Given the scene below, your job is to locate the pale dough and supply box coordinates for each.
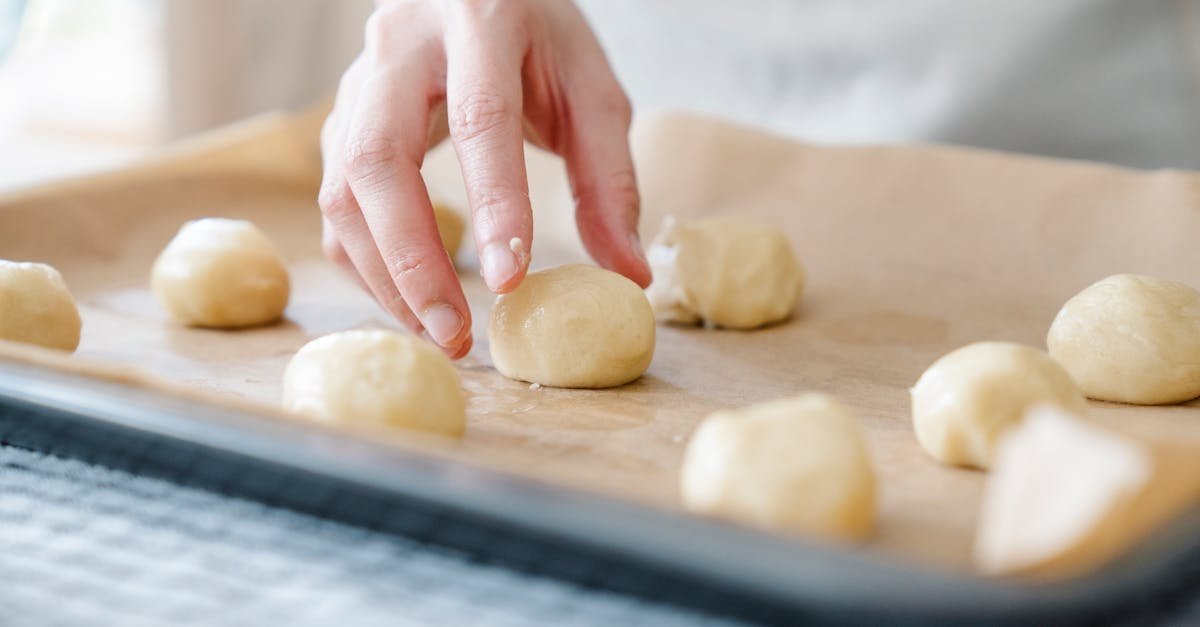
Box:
[0,260,82,352]
[680,394,876,542]
[1047,273,1200,405]
[975,404,1200,578]
[151,218,290,328]
[910,341,1086,470]
[488,264,655,388]
[974,405,1153,577]
[282,329,466,436]
[432,202,465,261]
[645,215,804,329]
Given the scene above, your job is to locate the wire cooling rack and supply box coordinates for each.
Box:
[0,444,747,627]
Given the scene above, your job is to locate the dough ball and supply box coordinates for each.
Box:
[0,260,82,351]
[645,215,804,329]
[152,218,290,328]
[282,329,466,436]
[433,202,465,261]
[1047,274,1200,405]
[975,405,1158,577]
[488,264,655,388]
[681,394,876,541]
[910,341,1086,470]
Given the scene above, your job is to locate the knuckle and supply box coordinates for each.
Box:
[362,11,391,51]
[317,181,355,220]
[321,236,349,265]
[472,186,509,212]
[454,0,515,18]
[364,2,429,58]
[449,89,513,143]
[342,131,400,182]
[383,248,428,285]
[469,184,524,233]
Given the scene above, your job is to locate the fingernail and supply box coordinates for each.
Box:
[422,304,465,347]
[481,240,522,290]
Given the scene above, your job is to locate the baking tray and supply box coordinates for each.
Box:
[1,108,1198,624]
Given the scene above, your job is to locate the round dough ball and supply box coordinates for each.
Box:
[488,264,655,388]
[432,202,465,261]
[910,341,1086,469]
[282,329,466,436]
[1047,274,1200,405]
[681,394,876,541]
[645,215,804,329]
[0,260,82,351]
[152,218,290,328]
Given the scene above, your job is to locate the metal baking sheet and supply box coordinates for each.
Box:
[1,108,1198,623]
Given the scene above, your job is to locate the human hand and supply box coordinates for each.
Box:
[319,0,652,359]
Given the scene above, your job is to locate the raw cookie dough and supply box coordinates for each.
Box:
[488,264,655,388]
[680,394,876,542]
[152,218,290,328]
[910,341,1086,470]
[0,260,82,351]
[282,329,466,436]
[433,202,465,261]
[975,405,1200,578]
[645,215,804,329]
[1046,274,1200,405]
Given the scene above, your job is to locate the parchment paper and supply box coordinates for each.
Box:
[1,107,1197,576]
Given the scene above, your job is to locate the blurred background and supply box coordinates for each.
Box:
[0,0,371,190]
[2,0,1200,191]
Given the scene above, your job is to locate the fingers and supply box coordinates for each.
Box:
[443,4,533,293]
[559,25,651,287]
[319,82,423,332]
[324,0,648,366]
[321,216,372,293]
[341,63,472,354]
[322,214,472,359]
[321,182,426,335]
[563,88,651,288]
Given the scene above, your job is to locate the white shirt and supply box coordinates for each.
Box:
[578,0,1200,169]
[161,0,1200,169]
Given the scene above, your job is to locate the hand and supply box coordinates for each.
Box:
[319,0,652,360]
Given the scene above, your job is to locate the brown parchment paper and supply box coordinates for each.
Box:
[1,107,1198,576]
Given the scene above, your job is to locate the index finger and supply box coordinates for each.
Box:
[443,3,532,294]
